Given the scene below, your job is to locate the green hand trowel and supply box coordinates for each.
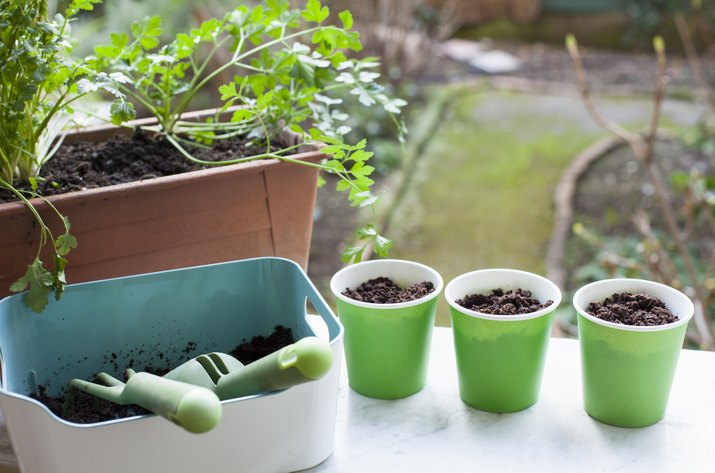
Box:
[164,336,333,400]
[69,336,333,433]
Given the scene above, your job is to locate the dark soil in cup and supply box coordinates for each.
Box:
[586,292,678,326]
[457,288,553,315]
[31,325,295,424]
[342,277,435,304]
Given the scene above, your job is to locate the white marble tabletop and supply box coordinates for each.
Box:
[0,328,713,473]
[304,328,715,473]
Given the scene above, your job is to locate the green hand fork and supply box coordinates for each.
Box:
[69,369,222,434]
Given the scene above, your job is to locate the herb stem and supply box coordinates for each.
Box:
[164,133,310,166]
[0,177,49,260]
[172,26,321,128]
[168,34,233,129]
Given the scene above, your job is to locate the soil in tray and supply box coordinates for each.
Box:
[456,288,553,315]
[342,277,435,304]
[0,131,284,202]
[32,325,295,424]
[586,292,678,326]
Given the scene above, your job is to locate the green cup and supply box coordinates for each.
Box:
[573,278,694,428]
[330,259,443,399]
[445,269,562,413]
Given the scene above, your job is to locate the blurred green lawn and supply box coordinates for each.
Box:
[387,86,699,326]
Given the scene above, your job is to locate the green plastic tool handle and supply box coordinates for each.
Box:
[215,336,333,400]
[70,371,221,434]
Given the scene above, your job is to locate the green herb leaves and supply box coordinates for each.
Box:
[11,260,54,313]
[0,0,95,312]
[89,0,404,266]
[316,136,392,263]
[302,0,330,24]
[55,218,78,257]
[66,0,102,17]
[342,224,394,263]
[2,180,78,313]
[3,0,406,313]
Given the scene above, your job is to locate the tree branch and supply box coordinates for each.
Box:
[566,34,715,349]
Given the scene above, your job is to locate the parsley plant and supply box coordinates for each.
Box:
[92,0,405,262]
[0,0,133,311]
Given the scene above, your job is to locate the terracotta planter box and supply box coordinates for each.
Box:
[0,111,324,299]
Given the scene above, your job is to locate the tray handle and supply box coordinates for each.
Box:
[298,277,342,343]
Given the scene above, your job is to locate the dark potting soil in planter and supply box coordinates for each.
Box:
[342,277,435,304]
[457,288,553,315]
[0,131,284,202]
[230,324,295,364]
[586,292,678,326]
[32,325,295,424]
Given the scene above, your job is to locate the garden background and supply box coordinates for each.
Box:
[47,0,715,348]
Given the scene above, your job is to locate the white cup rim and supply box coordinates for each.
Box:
[330,259,444,309]
[445,268,562,321]
[573,278,695,332]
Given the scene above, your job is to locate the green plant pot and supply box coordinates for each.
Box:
[445,269,562,413]
[573,278,694,428]
[330,259,443,399]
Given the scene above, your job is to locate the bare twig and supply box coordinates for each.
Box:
[546,135,625,290]
[633,211,678,284]
[643,37,667,165]
[693,0,715,64]
[692,179,715,305]
[565,37,645,156]
[674,12,715,114]
[566,34,715,349]
[695,176,715,237]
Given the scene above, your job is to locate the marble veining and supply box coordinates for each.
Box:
[305,328,715,473]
